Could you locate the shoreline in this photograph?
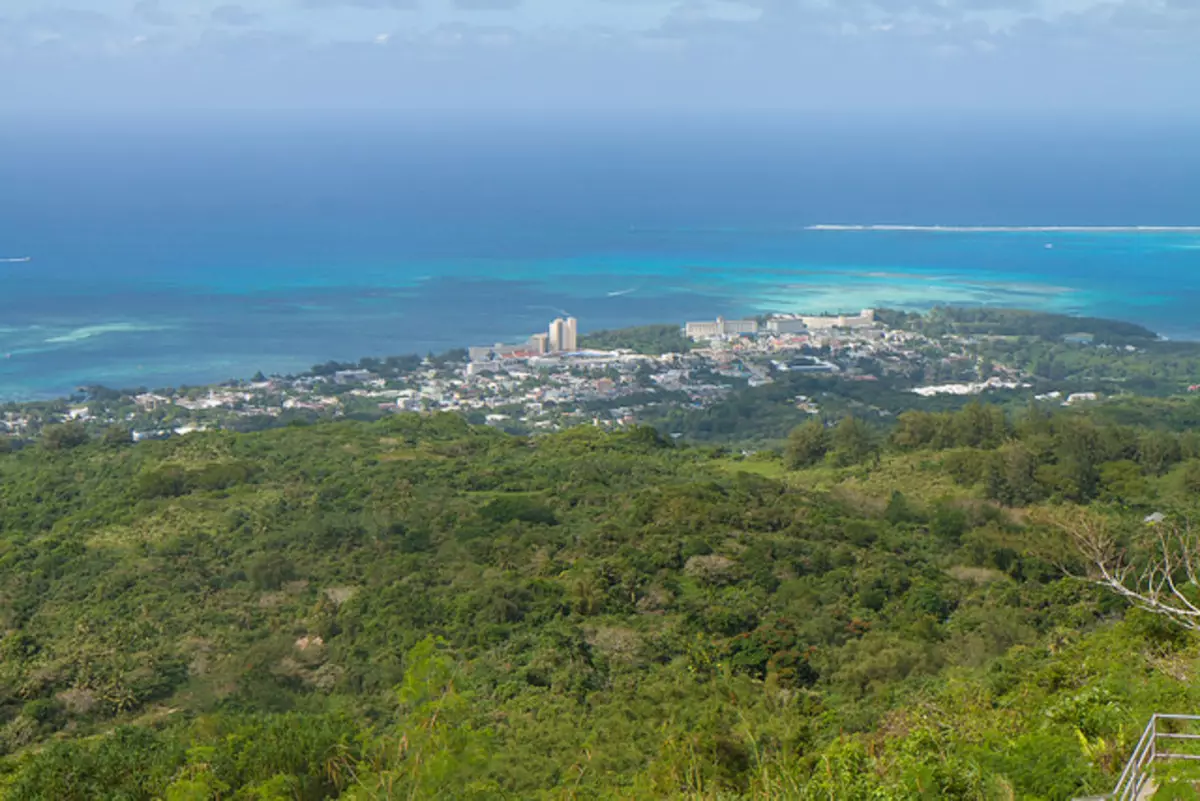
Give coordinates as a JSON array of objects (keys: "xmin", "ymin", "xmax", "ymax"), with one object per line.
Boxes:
[{"xmin": 0, "ymin": 304, "xmax": 1177, "ymax": 408}]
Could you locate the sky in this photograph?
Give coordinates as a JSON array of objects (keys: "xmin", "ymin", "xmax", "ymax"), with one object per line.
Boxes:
[{"xmin": 2, "ymin": 0, "xmax": 1198, "ymax": 113}]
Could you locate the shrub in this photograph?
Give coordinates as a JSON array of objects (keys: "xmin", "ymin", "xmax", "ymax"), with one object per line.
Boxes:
[
  {"xmin": 480, "ymin": 495, "xmax": 557, "ymax": 526},
  {"xmin": 41, "ymin": 423, "xmax": 89, "ymax": 451}
]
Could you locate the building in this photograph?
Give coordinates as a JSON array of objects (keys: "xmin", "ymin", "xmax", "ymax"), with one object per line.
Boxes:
[
  {"xmin": 765, "ymin": 316, "xmax": 809, "ymax": 334},
  {"xmin": 469, "ymin": 346, "xmax": 495, "ymax": 363},
  {"xmin": 333, "ymin": 369, "xmax": 375, "ymax": 385},
  {"xmin": 466, "ymin": 361, "xmax": 503, "ymax": 377},
  {"xmin": 470, "ymin": 315, "xmax": 579, "ymax": 360},
  {"xmin": 549, "ymin": 319, "xmax": 567, "ymax": 352},
  {"xmin": 774, "ymin": 357, "xmax": 838, "ymax": 373},
  {"xmin": 799, "ymin": 309, "xmax": 877, "ymax": 330},
  {"xmin": 685, "ymin": 316, "xmax": 760, "ymax": 340},
  {"xmin": 548, "ymin": 317, "xmax": 578, "ymax": 352},
  {"xmin": 564, "ymin": 317, "xmax": 578, "ymax": 352},
  {"xmin": 494, "ymin": 343, "xmax": 532, "ymax": 359}
]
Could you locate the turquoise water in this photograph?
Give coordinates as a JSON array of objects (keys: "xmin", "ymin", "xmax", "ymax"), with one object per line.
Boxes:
[{"xmin": 0, "ymin": 115, "xmax": 1198, "ymax": 399}]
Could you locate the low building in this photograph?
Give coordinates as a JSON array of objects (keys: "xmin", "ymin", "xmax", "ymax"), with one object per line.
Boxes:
[
  {"xmin": 765, "ymin": 317, "xmax": 808, "ymax": 334},
  {"xmin": 333, "ymin": 369, "xmax": 374, "ymax": 385},
  {"xmin": 799, "ymin": 309, "xmax": 877, "ymax": 330},
  {"xmin": 494, "ymin": 343, "xmax": 532, "ymax": 359},
  {"xmin": 466, "ymin": 361, "xmax": 503, "ymax": 377},
  {"xmin": 468, "ymin": 346, "xmax": 495, "ymax": 363},
  {"xmin": 685, "ymin": 316, "xmax": 759, "ymax": 340}
]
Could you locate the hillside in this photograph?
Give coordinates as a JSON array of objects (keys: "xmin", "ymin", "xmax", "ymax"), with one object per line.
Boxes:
[{"xmin": 1, "ymin": 411, "xmax": 1200, "ymax": 798}]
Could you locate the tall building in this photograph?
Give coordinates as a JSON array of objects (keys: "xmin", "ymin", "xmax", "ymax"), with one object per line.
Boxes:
[
  {"xmin": 549, "ymin": 318, "xmax": 566, "ymax": 352},
  {"xmin": 564, "ymin": 317, "xmax": 578, "ymax": 352},
  {"xmin": 528, "ymin": 333, "xmax": 550, "ymax": 355}
]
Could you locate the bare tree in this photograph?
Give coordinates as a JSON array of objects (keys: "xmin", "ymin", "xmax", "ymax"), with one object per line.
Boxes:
[{"xmin": 1050, "ymin": 508, "xmax": 1200, "ymax": 632}]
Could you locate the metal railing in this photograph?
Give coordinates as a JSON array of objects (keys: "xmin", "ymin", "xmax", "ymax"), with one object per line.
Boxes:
[{"xmin": 1102, "ymin": 714, "xmax": 1200, "ymax": 801}]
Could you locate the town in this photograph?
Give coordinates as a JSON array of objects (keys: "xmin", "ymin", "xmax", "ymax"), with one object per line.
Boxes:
[{"xmin": 0, "ymin": 308, "xmax": 1101, "ymax": 445}]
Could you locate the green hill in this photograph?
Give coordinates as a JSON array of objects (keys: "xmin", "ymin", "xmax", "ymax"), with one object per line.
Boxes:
[{"xmin": 1, "ymin": 411, "xmax": 1199, "ymax": 798}]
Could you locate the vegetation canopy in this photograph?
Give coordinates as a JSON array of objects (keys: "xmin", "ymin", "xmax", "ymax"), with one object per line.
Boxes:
[{"xmin": 1, "ymin": 405, "xmax": 1200, "ymax": 798}]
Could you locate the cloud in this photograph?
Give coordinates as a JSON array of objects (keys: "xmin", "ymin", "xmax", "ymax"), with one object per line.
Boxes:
[
  {"xmin": 956, "ymin": 0, "xmax": 1040, "ymax": 10},
  {"xmin": 453, "ymin": 0, "xmax": 523, "ymax": 8},
  {"xmin": 298, "ymin": 0, "xmax": 419, "ymax": 8},
  {"xmin": 2, "ymin": 0, "xmax": 1197, "ymax": 114},
  {"xmin": 428, "ymin": 22, "xmax": 520, "ymax": 46},
  {"xmin": 133, "ymin": 0, "xmax": 177, "ymax": 26},
  {"xmin": 23, "ymin": 7, "xmax": 116, "ymax": 34},
  {"xmin": 211, "ymin": 5, "xmax": 263, "ymax": 26}
]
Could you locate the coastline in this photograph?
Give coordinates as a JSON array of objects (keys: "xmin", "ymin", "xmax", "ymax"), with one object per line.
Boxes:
[
  {"xmin": 0, "ymin": 300, "xmax": 1185, "ymax": 406},
  {"xmin": 2, "ymin": 225, "xmax": 1200, "ymax": 401},
  {"xmin": 4, "ymin": 304, "xmax": 1200, "ymax": 449}
]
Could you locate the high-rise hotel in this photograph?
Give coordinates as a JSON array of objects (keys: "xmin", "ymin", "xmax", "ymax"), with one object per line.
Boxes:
[{"xmin": 548, "ymin": 317, "xmax": 578, "ymax": 352}]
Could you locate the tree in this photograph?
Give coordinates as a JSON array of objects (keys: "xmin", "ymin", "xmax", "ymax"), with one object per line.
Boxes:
[
  {"xmin": 953, "ymin": 402, "xmax": 1009, "ymax": 449},
  {"xmin": 1055, "ymin": 509, "xmax": 1200, "ymax": 632},
  {"xmin": 337, "ymin": 637, "xmax": 496, "ymax": 799},
  {"xmin": 1138, "ymin": 429, "xmax": 1182, "ymax": 476},
  {"xmin": 41, "ymin": 422, "xmax": 89, "ymax": 451},
  {"xmin": 784, "ymin": 419, "xmax": 829, "ymax": 468},
  {"xmin": 831, "ymin": 416, "xmax": 875, "ymax": 467},
  {"xmin": 884, "ymin": 491, "xmax": 914, "ymax": 525},
  {"xmin": 102, "ymin": 425, "xmax": 133, "ymax": 448},
  {"xmin": 985, "ymin": 443, "xmax": 1042, "ymax": 507},
  {"xmin": 1175, "ymin": 459, "xmax": 1200, "ymax": 494},
  {"xmin": 892, "ymin": 411, "xmax": 942, "ymax": 450}
]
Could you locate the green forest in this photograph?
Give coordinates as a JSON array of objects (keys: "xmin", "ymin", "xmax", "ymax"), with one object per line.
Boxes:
[
  {"xmin": 882, "ymin": 306, "xmax": 1200, "ymax": 396},
  {"xmin": 579, "ymin": 325, "xmax": 694, "ymax": 355},
  {"xmin": 3, "ymin": 404, "xmax": 1200, "ymax": 799}
]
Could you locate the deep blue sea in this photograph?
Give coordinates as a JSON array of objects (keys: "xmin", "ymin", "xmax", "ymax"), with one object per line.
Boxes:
[{"xmin": 1, "ymin": 113, "xmax": 1198, "ymax": 400}]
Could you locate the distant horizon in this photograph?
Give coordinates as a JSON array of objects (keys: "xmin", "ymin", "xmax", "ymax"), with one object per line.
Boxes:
[
  {"xmin": 8, "ymin": 107, "xmax": 1200, "ymax": 123},
  {"xmin": 808, "ymin": 225, "xmax": 1200, "ymax": 233}
]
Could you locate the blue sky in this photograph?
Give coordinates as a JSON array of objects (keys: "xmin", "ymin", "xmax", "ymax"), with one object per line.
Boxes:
[{"xmin": 3, "ymin": 0, "xmax": 1197, "ymax": 112}]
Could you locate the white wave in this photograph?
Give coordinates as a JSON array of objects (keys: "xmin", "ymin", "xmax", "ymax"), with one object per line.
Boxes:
[
  {"xmin": 807, "ymin": 224, "xmax": 1200, "ymax": 233},
  {"xmin": 0, "ymin": 256, "xmax": 31, "ymax": 263},
  {"xmin": 45, "ymin": 323, "xmax": 168, "ymax": 345},
  {"xmin": 606, "ymin": 287, "xmax": 638, "ymax": 297}
]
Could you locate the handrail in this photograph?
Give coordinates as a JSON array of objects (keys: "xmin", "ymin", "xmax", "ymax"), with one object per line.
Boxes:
[{"xmin": 1093, "ymin": 714, "xmax": 1200, "ymax": 801}]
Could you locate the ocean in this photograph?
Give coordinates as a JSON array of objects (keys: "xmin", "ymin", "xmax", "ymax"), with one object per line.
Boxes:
[{"xmin": 1, "ymin": 113, "xmax": 1199, "ymax": 400}]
